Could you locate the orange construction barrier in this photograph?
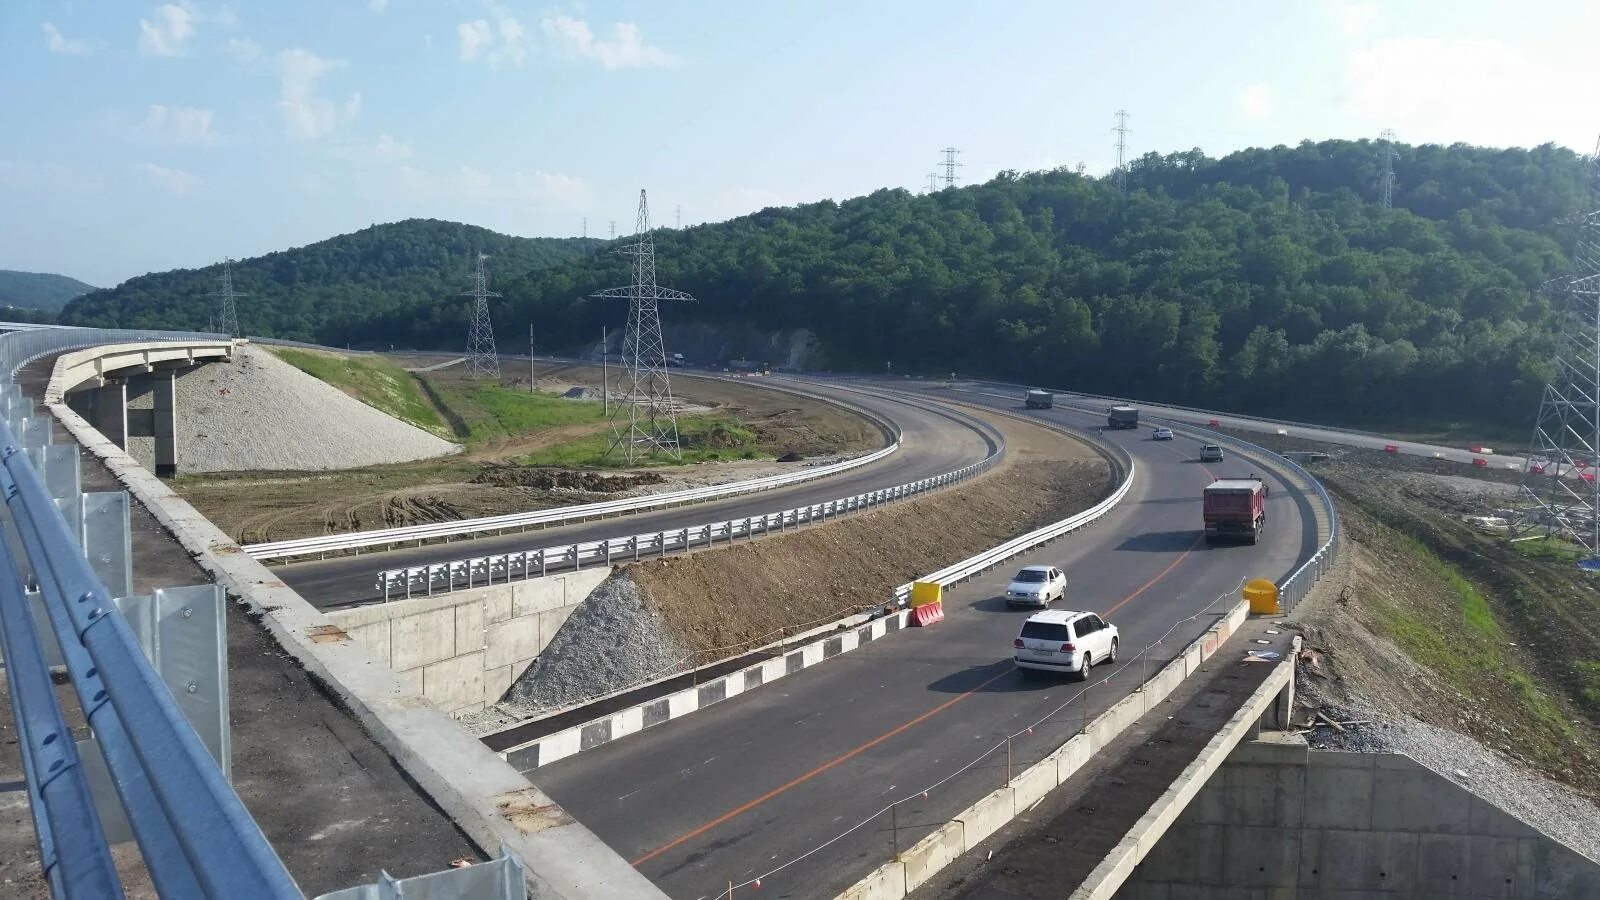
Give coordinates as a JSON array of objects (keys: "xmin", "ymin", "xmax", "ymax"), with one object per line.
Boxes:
[
  {"xmin": 1473, "ymin": 458, "xmax": 1488, "ymax": 467},
  {"xmin": 911, "ymin": 602, "xmax": 944, "ymax": 627},
  {"xmin": 1383, "ymin": 444, "xmax": 1398, "ymax": 453}
]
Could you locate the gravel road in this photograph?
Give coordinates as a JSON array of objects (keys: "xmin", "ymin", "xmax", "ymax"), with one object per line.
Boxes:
[{"xmin": 127, "ymin": 344, "xmax": 459, "ymax": 472}]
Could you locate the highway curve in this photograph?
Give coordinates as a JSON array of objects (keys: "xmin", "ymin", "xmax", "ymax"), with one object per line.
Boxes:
[
  {"xmin": 273, "ymin": 380, "xmax": 1001, "ymax": 607},
  {"xmin": 525, "ymin": 383, "xmax": 1317, "ymax": 899}
]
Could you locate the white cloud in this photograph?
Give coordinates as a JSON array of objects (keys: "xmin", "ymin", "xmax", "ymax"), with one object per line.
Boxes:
[
  {"xmin": 1237, "ymin": 83, "xmax": 1273, "ymax": 119},
  {"xmin": 540, "ymin": 15, "xmax": 675, "ymax": 69},
  {"xmin": 277, "ymin": 48, "xmax": 355, "ymax": 140},
  {"xmin": 126, "ymin": 104, "xmax": 217, "ymax": 144},
  {"xmin": 369, "ymin": 0, "xmax": 389, "ymax": 10},
  {"xmin": 138, "ymin": 4, "xmax": 194, "ymax": 56},
  {"xmin": 391, "ymin": 164, "xmax": 590, "ymax": 209},
  {"xmin": 1343, "ymin": 36, "xmax": 1600, "ymax": 150},
  {"xmin": 330, "ymin": 133, "xmax": 414, "ymax": 164},
  {"xmin": 226, "ymin": 37, "xmax": 262, "ymax": 61},
  {"xmin": 42, "ymin": 22, "xmax": 95, "ymax": 55},
  {"xmin": 138, "ymin": 162, "xmax": 198, "ymax": 195},
  {"xmin": 1324, "ymin": 0, "xmax": 1378, "ymax": 37},
  {"xmin": 457, "ymin": 4, "xmax": 527, "ymax": 68}
]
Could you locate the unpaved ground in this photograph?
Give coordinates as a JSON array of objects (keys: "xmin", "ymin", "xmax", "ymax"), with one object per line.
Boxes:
[
  {"xmin": 1260, "ymin": 432, "xmax": 1600, "ymax": 807},
  {"xmin": 173, "ymin": 363, "xmax": 884, "ymax": 545},
  {"xmin": 470, "ymin": 410, "xmax": 1110, "ymax": 726}
]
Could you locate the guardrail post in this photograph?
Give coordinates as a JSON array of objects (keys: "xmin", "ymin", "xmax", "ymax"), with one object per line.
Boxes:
[{"xmin": 633, "ymin": 537, "xmax": 640, "ymax": 561}]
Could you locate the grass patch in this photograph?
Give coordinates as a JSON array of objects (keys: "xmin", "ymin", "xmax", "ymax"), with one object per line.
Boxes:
[
  {"xmin": 1511, "ymin": 536, "xmax": 1588, "ymax": 566},
  {"xmin": 420, "ymin": 378, "xmax": 606, "ymax": 443},
  {"xmin": 1368, "ymin": 533, "xmax": 1575, "ymax": 742},
  {"xmin": 270, "ymin": 348, "xmax": 449, "ymax": 438},
  {"xmin": 516, "ymin": 416, "xmax": 766, "ymax": 468},
  {"xmin": 1575, "ymin": 660, "xmax": 1600, "ymax": 709}
]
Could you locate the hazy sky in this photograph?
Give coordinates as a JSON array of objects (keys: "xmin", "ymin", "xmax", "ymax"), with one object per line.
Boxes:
[{"xmin": 3, "ymin": 0, "xmax": 1596, "ymax": 287}]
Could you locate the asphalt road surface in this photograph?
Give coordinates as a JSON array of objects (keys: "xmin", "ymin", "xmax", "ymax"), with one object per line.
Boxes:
[
  {"xmin": 274, "ymin": 380, "xmax": 1001, "ymax": 607},
  {"xmin": 527, "ymin": 388, "xmax": 1315, "ymax": 899}
]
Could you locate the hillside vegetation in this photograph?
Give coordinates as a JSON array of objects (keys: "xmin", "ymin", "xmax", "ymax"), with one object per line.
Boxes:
[
  {"xmin": 0, "ymin": 270, "xmax": 97, "ymax": 312},
  {"xmin": 61, "ymin": 219, "xmax": 600, "ymax": 342},
  {"xmin": 65, "ymin": 140, "xmax": 1592, "ymax": 428}
]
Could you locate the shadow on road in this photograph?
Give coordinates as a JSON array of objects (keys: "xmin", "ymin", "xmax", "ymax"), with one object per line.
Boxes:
[
  {"xmin": 926, "ymin": 659, "xmax": 1057, "ymax": 694},
  {"xmin": 1114, "ymin": 530, "xmax": 1200, "ymax": 553},
  {"xmin": 967, "ymin": 595, "xmax": 1051, "ymax": 614}
]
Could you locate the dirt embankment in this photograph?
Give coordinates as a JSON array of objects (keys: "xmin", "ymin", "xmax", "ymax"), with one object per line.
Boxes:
[
  {"xmin": 1249, "ymin": 430, "xmax": 1600, "ymax": 799},
  {"xmin": 633, "ymin": 454, "xmax": 1111, "ymax": 655}
]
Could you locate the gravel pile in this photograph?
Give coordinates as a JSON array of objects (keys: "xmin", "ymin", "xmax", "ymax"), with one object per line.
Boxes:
[
  {"xmin": 499, "ymin": 572, "xmax": 687, "ymax": 716},
  {"xmin": 127, "ymin": 344, "xmax": 460, "ymax": 473},
  {"xmin": 1305, "ymin": 698, "xmax": 1600, "ymax": 862}
]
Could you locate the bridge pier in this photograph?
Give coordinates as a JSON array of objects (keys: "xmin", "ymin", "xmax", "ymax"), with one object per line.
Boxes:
[
  {"xmin": 151, "ymin": 369, "xmax": 177, "ymax": 476},
  {"xmin": 93, "ymin": 381, "xmax": 128, "ymax": 450}
]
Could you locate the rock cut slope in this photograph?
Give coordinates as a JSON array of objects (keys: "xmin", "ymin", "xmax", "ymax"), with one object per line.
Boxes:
[{"xmin": 128, "ymin": 343, "xmax": 460, "ymax": 473}]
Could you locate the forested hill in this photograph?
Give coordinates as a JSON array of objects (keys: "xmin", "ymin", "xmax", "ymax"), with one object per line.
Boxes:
[
  {"xmin": 59, "ymin": 220, "xmax": 601, "ymax": 339},
  {"xmin": 0, "ymin": 270, "xmax": 98, "ymax": 312},
  {"xmin": 64, "ymin": 139, "xmax": 1591, "ymax": 427}
]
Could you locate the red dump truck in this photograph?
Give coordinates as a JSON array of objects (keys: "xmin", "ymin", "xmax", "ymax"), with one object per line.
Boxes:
[{"xmin": 1203, "ymin": 477, "xmax": 1268, "ymax": 545}]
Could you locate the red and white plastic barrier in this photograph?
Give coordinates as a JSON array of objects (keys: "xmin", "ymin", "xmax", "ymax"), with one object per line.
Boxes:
[{"xmin": 911, "ymin": 602, "xmax": 945, "ymax": 627}]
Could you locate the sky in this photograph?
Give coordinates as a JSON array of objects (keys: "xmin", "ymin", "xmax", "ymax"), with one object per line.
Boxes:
[{"xmin": 3, "ymin": 0, "xmax": 1597, "ymax": 288}]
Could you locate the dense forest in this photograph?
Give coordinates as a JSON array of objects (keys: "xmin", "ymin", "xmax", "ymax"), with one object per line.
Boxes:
[
  {"xmin": 63, "ymin": 139, "xmax": 1593, "ymax": 427},
  {"xmin": 0, "ymin": 270, "xmax": 97, "ymax": 312},
  {"xmin": 61, "ymin": 220, "xmax": 601, "ymax": 340}
]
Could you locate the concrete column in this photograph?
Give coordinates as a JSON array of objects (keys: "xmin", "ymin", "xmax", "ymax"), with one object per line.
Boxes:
[
  {"xmin": 93, "ymin": 381, "xmax": 128, "ymax": 450},
  {"xmin": 152, "ymin": 370, "xmax": 177, "ymax": 477}
]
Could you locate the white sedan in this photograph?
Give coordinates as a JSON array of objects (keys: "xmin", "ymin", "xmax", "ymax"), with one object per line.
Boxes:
[
  {"xmin": 1152, "ymin": 427, "xmax": 1174, "ymax": 440},
  {"xmin": 1004, "ymin": 565, "xmax": 1066, "ymax": 608}
]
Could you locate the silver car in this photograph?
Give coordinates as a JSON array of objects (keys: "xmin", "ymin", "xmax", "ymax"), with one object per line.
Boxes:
[{"xmin": 1004, "ymin": 565, "xmax": 1066, "ymax": 608}]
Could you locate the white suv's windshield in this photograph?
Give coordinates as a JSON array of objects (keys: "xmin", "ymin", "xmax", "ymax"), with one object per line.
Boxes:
[{"xmin": 1014, "ymin": 570, "xmax": 1048, "ymax": 583}]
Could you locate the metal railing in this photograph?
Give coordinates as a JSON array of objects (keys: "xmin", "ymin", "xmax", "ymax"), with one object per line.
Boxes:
[
  {"xmin": 246, "ymin": 379, "xmax": 907, "ymax": 562},
  {"xmin": 0, "ymin": 330, "xmax": 302, "ymax": 899},
  {"xmin": 375, "ymin": 441, "xmax": 1004, "ymax": 600}
]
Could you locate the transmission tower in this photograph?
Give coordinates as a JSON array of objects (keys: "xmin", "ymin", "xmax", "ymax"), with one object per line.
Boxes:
[
  {"xmin": 1112, "ymin": 110, "xmax": 1131, "ymax": 196},
  {"xmin": 926, "ymin": 173, "xmax": 939, "ymax": 193},
  {"xmin": 462, "ymin": 254, "xmax": 501, "ymax": 379},
  {"xmin": 207, "ymin": 258, "xmax": 244, "ymax": 338},
  {"xmin": 592, "ymin": 190, "xmax": 694, "ymax": 462},
  {"xmin": 582, "ymin": 217, "xmax": 588, "ymax": 238},
  {"xmin": 1512, "ymin": 136, "xmax": 1600, "ymax": 554},
  {"xmin": 938, "ymin": 148, "xmax": 963, "ymax": 188},
  {"xmin": 676, "ymin": 205, "xmax": 682, "ymax": 229},
  {"xmin": 610, "ymin": 221, "xmax": 617, "ymax": 240},
  {"xmin": 1379, "ymin": 129, "xmax": 1399, "ymax": 208}
]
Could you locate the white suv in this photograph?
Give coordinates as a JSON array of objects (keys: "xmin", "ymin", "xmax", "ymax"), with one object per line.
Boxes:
[
  {"xmin": 1004, "ymin": 565, "xmax": 1066, "ymax": 608},
  {"xmin": 1012, "ymin": 610, "xmax": 1119, "ymax": 679}
]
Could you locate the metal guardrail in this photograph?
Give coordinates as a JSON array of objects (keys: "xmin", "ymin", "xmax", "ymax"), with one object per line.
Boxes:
[
  {"xmin": 246, "ymin": 378, "xmax": 907, "ymax": 562},
  {"xmin": 376, "ymin": 441, "xmax": 1002, "ymax": 600}
]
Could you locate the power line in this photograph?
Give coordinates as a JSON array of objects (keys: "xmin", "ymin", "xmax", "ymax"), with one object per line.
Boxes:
[
  {"xmin": 938, "ymin": 148, "xmax": 963, "ymax": 188},
  {"xmin": 206, "ymin": 258, "xmax": 244, "ymax": 339},
  {"xmin": 592, "ymin": 189, "xmax": 694, "ymax": 462},
  {"xmin": 1112, "ymin": 110, "xmax": 1131, "ymax": 196},
  {"xmin": 462, "ymin": 254, "xmax": 500, "ymax": 379},
  {"xmin": 1379, "ymin": 128, "xmax": 1399, "ymax": 208},
  {"xmin": 1513, "ymin": 134, "xmax": 1600, "ymax": 553}
]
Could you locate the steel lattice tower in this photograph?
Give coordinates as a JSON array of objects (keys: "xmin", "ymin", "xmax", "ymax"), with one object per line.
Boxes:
[
  {"xmin": 463, "ymin": 254, "xmax": 501, "ymax": 379},
  {"xmin": 592, "ymin": 190, "xmax": 693, "ymax": 462},
  {"xmin": 1112, "ymin": 110, "xmax": 1131, "ymax": 196},
  {"xmin": 208, "ymin": 258, "xmax": 244, "ymax": 338},
  {"xmin": 938, "ymin": 148, "xmax": 962, "ymax": 188},
  {"xmin": 1513, "ymin": 137, "xmax": 1600, "ymax": 553},
  {"xmin": 1379, "ymin": 129, "xmax": 1399, "ymax": 208}
]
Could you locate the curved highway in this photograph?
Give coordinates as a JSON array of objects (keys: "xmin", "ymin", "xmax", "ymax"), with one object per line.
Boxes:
[
  {"xmin": 524, "ymin": 384, "xmax": 1317, "ymax": 899},
  {"xmin": 275, "ymin": 380, "xmax": 1001, "ymax": 607}
]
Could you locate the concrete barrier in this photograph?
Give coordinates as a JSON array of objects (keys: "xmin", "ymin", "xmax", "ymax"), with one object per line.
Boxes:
[
  {"xmin": 499, "ymin": 609, "xmax": 913, "ymax": 771},
  {"xmin": 833, "ymin": 599, "xmax": 1252, "ymax": 899},
  {"xmin": 836, "ymin": 860, "xmax": 906, "ymax": 900}
]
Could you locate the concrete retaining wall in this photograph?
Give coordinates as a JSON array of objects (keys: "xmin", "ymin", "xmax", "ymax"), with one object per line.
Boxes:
[
  {"xmin": 328, "ymin": 571, "xmax": 608, "ymax": 718},
  {"xmin": 836, "ymin": 598, "xmax": 1255, "ymax": 900},
  {"xmin": 1113, "ymin": 740, "xmax": 1600, "ymax": 899}
]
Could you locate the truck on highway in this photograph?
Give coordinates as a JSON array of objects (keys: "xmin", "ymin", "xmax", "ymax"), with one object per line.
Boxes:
[
  {"xmin": 1107, "ymin": 405, "xmax": 1139, "ymax": 429},
  {"xmin": 1203, "ymin": 476, "xmax": 1268, "ymax": 545},
  {"xmin": 1025, "ymin": 389, "xmax": 1054, "ymax": 409}
]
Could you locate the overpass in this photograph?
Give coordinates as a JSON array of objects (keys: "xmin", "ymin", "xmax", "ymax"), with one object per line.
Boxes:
[{"xmin": 3, "ymin": 331, "xmax": 1587, "ymax": 899}]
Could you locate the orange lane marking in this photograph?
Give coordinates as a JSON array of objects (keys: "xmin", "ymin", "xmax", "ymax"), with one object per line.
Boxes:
[{"xmin": 631, "ymin": 469, "xmax": 1209, "ymax": 868}]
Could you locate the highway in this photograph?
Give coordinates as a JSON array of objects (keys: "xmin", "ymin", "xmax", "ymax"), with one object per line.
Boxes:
[
  {"xmin": 273, "ymin": 380, "xmax": 1001, "ymax": 607},
  {"xmin": 526, "ymin": 388, "xmax": 1316, "ymax": 899}
]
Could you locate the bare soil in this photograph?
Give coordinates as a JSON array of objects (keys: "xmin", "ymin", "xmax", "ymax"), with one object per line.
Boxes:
[
  {"xmin": 633, "ymin": 411, "xmax": 1109, "ymax": 657},
  {"xmin": 174, "ymin": 362, "xmax": 883, "ymax": 545},
  {"xmin": 1250, "ymin": 430, "xmax": 1600, "ymax": 798}
]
